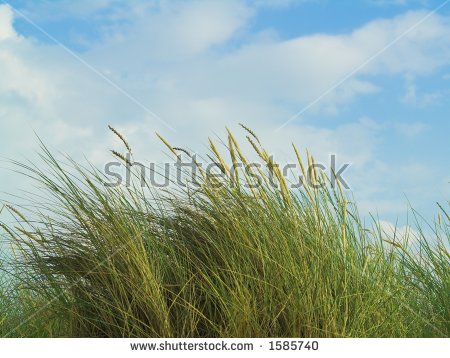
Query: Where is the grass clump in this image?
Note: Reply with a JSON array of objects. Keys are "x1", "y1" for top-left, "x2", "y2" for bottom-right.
[{"x1": 0, "y1": 126, "x2": 449, "y2": 337}]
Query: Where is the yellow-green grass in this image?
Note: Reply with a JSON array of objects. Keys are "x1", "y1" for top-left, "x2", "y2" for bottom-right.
[{"x1": 0, "y1": 126, "x2": 448, "y2": 337}]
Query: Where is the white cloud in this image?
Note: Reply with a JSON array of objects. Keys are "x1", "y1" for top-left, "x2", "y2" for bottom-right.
[
  {"x1": 401, "y1": 74, "x2": 417, "y2": 103},
  {"x1": 394, "y1": 122, "x2": 427, "y2": 137},
  {"x1": 401, "y1": 74, "x2": 447, "y2": 107},
  {"x1": 171, "y1": 1, "x2": 253, "y2": 54},
  {"x1": 377, "y1": 220, "x2": 423, "y2": 246},
  {"x1": 0, "y1": 4, "x2": 16, "y2": 40},
  {"x1": 351, "y1": 11, "x2": 450, "y2": 75},
  {"x1": 79, "y1": 1, "x2": 253, "y2": 67},
  {"x1": 143, "y1": 10, "x2": 450, "y2": 115}
]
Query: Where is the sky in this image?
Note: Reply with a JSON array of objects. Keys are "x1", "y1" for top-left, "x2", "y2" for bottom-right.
[{"x1": 0, "y1": 0, "x2": 449, "y2": 228}]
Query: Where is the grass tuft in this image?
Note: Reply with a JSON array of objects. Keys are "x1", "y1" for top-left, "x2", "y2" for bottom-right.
[{"x1": 0, "y1": 126, "x2": 449, "y2": 337}]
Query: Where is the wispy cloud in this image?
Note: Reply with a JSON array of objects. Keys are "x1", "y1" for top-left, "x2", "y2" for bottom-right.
[{"x1": 394, "y1": 122, "x2": 427, "y2": 137}]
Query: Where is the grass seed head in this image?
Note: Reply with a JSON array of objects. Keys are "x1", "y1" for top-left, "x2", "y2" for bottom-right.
[{"x1": 108, "y1": 125, "x2": 132, "y2": 154}]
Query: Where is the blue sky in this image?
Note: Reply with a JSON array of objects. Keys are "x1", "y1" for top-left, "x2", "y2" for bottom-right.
[{"x1": 0, "y1": 0, "x2": 449, "y2": 228}]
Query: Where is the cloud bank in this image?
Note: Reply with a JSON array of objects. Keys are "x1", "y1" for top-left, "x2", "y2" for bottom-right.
[{"x1": 0, "y1": 1, "x2": 449, "y2": 222}]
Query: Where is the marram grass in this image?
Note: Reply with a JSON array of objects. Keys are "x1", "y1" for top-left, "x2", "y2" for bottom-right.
[{"x1": 0, "y1": 126, "x2": 449, "y2": 338}]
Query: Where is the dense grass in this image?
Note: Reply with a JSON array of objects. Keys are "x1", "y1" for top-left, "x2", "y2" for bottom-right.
[{"x1": 0, "y1": 126, "x2": 449, "y2": 337}]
